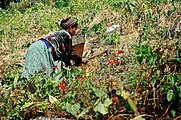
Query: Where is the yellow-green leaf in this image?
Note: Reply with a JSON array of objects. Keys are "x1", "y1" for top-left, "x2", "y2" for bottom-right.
[
  {"x1": 121, "y1": 91, "x2": 130, "y2": 99},
  {"x1": 21, "y1": 102, "x2": 34, "y2": 110},
  {"x1": 49, "y1": 94, "x2": 57, "y2": 104},
  {"x1": 104, "y1": 98, "x2": 112, "y2": 107},
  {"x1": 94, "y1": 102, "x2": 108, "y2": 115}
]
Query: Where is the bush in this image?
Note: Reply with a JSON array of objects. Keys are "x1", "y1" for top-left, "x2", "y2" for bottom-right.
[{"x1": 0, "y1": 0, "x2": 20, "y2": 9}]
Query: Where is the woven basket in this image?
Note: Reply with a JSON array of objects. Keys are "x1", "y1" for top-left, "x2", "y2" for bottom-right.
[{"x1": 73, "y1": 42, "x2": 85, "y2": 57}]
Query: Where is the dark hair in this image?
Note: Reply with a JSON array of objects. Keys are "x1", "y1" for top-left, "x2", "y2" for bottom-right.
[{"x1": 60, "y1": 17, "x2": 78, "y2": 29}]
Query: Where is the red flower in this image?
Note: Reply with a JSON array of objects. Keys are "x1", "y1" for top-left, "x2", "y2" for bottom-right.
[
  {"x1": 54, "y1": 65, "x2": 58, "y2": 69},
  {"x1": 61, "y1": 86, "x2": 65, "y2": 91},
  {"x1": 136, "y1": 73, "x2": 140, "y2": 77},
  {"x1": 118, "y1": 50, "x2": 122, "y2": 54},
  {"x1": 113, "y1": 60, "x2": 118, "y2": 65},
  {"x1": 77, "y1": 76, "x2": 81, "y2": 80},
  {"x1": 107, "y1": 59, "x2": 112, "y2": 64},
  {"x1": 93, "y1": 78, "x2": 96, "y2": 81},
  {"x1": 113, "y1": 96, "x2": 118, "y2": 102},
  {"x1": 59, "y1": 81, "x2": 65, "y2": 91},
  {"x1": 83, "y1": 74, "x2": 87, "y2": 78},
  {"x1": 59, "y1": 82, "x2": 64, "y2": 87}
]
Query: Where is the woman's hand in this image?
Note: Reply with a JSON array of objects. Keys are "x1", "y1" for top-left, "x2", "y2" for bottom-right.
[{"x1": 82, "y1": 58, "x2": 88, "y2": 64}]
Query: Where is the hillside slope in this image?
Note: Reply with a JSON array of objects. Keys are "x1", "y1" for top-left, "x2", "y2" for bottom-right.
[{"x1": 0, "y1": 0, "x2": 180, "y2": 119}]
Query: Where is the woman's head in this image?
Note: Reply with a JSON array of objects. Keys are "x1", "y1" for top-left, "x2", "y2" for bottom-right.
[{"x1": 60, "y1": 17, "x2": 78, "y2": 36}]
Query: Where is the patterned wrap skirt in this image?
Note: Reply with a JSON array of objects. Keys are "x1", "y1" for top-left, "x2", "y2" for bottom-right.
[{"x1": 22, "y1": 40, "x2": 62, "y2": 80}]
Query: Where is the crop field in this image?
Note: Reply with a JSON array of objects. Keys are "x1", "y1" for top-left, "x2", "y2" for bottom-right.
[{"x1": 0, "y1": 0, "x2": 180, "y2": 119}]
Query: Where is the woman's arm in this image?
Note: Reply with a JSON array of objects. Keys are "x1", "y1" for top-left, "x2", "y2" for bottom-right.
[{"x1": 67, "y1": 39, "x2": 82, "y2": 66}]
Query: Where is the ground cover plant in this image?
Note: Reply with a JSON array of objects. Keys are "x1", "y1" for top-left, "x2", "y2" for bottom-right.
[{"x1": 0, "y1": 0, "x2": 180, "y2": 119}]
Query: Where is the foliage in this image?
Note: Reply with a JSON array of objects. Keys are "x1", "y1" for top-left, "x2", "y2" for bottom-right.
[
  {"x1": 54, "y1": 0, "x2": 70, "y2": 8},
  {"x1": 0, "y1": 0, "x2": 20, "y2": 9},
  {"x1": 0, "y1": 0, "x2": 180, "y2": 119}
]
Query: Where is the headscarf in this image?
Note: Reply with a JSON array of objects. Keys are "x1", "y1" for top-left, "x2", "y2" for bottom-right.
[{"x1": 61, "y1": 18, "x2": 76, "y2": 29}]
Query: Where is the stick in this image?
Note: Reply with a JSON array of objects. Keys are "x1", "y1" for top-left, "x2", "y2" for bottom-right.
[{"x1": 87, "y1": 50, "x2": 108, "y2": 60}]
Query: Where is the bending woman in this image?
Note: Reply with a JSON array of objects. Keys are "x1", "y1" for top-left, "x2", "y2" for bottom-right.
[{"x1": 22, "y1": 17, "x2": 86, "y2": 79}]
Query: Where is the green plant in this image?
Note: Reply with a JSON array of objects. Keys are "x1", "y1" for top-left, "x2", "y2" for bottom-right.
[
  {"x1": 1, "y1": 0, "x2": 181, "y2": 119},
  {"x1": 106, "y1": 31, "x2": 120, "y2": 45},
  {"x1": 91, "y1": 22, "x2": 104, "y2": 34},
  {"x1": 54, "y1": 0, "x2": 69, "y2": 8},
  {"x1": 136, "y1": 44, "x2": 163, "y2": 66}
]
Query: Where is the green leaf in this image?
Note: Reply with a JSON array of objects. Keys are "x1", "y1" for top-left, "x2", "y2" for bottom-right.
[
  {"x1": 129, "y1": 4, "x2": 135, "y2": 12},
  {"x1": 73, "y1": 103, "x2": 80, "y2": 114},
  {"x1": 168, "y1": 58, "x2": 181, "y2": 62},
  {"x1": 93, "y1": 88, "x2": 104, "y2": 97},
  {"x1": 177, "y1": 86, "x2": 181, "y2": 98},
  {"x1": 0, "y1": 28, "x2": 4, "y2": 35},
  {"x1": 77, "y1": 108, "x2": 89, "y2": 119},
  {"x1": 68, "y1": 91, "x2": 76, "y2": 98},
  {"x1": 104, "y1": 98, "x2": 112, "y2": 107},
  {"x1": 94, "y1": 102, "x2": 108, "y2": 115},
  {"x1": 168, "y1": 74, "x2": 175, "y2": 86},
  {"x1": 66, "y1": 102, "x2": 80, "y2": 116},
  {"x1": 116, "y1": 90, "x2": 121, "y2": 95},
  {"x1": 171, "y1": 110, "x2": 176, "y2": 117},
  {"x1": 5, "y1": 89, "x2": 10, "y2": 98},
  {"x1": 94, "y1": 98, "x2": 101, "y2": 106},
  {"x1": 13, "y1": 74, "x2": 19, "y2": 89},
  {"x1": 21, "y1": 102, "x2": 34, "y2": 110},
  {"x1": 167, "y1": 89, "x2": 174, "y2": 102}
]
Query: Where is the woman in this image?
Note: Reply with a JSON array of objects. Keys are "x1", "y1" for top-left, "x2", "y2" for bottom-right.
[{"x1": 22, "y1": 17, "x2": 86, "y2": 79}]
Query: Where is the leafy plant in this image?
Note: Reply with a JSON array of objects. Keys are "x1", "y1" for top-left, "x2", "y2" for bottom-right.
[
  {"x1": 54, "y1": 0, "x2": 69, "y2": 8},
  {"x1": 91, "y1": 22, "x2": 104, "y2": 34},
  {"x1": 106, "y1": 31, "x2": 120, "y2": 45},
  {"x1": 0, "y1": 0, "x2": 181, "y2": 119},
  {"x1": 136, "y1": 44, "x2": 162, "y2": 66}
]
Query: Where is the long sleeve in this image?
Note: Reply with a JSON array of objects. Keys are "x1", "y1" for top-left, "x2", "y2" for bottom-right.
[
  {"x1": 64, "y1": 38, "x2": 82, "y2": 66},
  {"x1": 44, "y1": 29, "x2": 82, "y2": 66}
]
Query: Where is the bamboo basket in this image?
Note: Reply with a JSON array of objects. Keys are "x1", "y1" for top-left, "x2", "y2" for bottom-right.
[{"x1": 73, "y1": 42, "x2": 85, "y2": 57}]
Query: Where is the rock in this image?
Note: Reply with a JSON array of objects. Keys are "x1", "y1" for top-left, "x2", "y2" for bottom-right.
[{"x1": 32, "y1": 116, "x2": 75, "y2": 120}]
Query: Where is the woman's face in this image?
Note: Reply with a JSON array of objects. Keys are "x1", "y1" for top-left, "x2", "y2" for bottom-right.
[{"x1": 68, "y1": 27, "x2": 77, "y2": 36}]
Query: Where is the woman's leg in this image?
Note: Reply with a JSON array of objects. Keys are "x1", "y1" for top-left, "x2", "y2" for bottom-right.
[{"x1": 54, "y1": 59, "x2": 63, "y2": 81}]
